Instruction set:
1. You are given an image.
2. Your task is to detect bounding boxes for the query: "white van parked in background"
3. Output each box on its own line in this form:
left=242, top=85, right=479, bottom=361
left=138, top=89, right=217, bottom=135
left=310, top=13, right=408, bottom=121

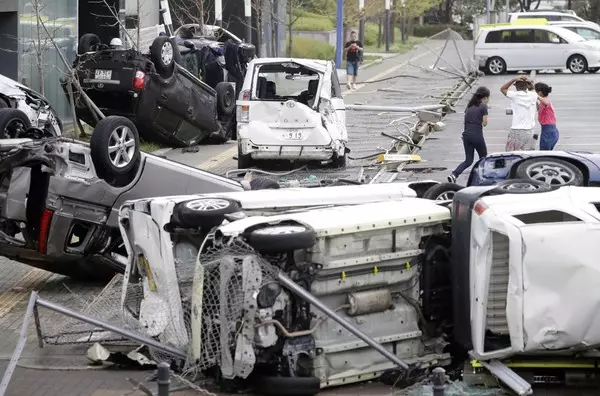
left=549, top=21, right=600, bottom=40
left=508, top=11, right=599, bottom=28
left=476, top=25, right=600, bottom=74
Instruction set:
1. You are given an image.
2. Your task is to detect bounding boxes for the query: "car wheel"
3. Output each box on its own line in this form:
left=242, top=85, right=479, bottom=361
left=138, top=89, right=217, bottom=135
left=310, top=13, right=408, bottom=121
left=492, top=179, right=553, bottom=195
left=216, top=82, right=236, bottom=116
left=423, top=182, right=464, bottom=201
left=173, top=198, right=241, bottom=229
left=486, top=57, right=506, bottom=75
left=238, top=146, right=254, bottom=169
left=90, top=116, right=141, bottom=179
left=150, top=36, right=177, bottom=78
left=254, top=376, right=320, bottom=396
left=0, top=109, right=31, bottom=138
left=514, top=158, right=584, bottom=186
left=245, top=224, right=317, bottom=252
left=567, top=55, right=587, bottom=74
left=77, top=33, right=101, bottom=54
left=588, top=67, right=599, bottom=74
left=250, top=177, right=280, bottom=190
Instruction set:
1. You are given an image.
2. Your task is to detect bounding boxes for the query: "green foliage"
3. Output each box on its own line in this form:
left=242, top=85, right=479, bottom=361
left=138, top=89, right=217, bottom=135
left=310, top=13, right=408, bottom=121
left=292, top=9, right=335, bottom=31
left=289, top=36, right=335, bottom=59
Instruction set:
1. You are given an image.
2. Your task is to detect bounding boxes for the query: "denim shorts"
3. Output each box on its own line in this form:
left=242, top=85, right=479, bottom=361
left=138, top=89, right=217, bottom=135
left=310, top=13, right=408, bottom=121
left=346, top=61, right=359, bottom=76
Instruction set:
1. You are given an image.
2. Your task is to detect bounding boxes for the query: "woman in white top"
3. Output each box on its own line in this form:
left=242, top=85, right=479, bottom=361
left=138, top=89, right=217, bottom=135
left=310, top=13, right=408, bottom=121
left=500, top=75, right=539, bottom=151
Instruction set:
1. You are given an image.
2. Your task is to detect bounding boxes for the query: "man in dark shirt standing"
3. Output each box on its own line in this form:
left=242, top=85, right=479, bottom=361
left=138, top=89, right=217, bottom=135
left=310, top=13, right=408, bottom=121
left=344, top=31, right=363, bottom=90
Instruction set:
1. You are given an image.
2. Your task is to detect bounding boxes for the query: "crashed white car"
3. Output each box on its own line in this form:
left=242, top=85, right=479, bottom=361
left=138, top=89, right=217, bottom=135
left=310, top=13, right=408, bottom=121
left=236, top=58, right=348, bottom=169
left=0, top=74, right=62, bottom=138
left=118, top=180, right=600, bottom=395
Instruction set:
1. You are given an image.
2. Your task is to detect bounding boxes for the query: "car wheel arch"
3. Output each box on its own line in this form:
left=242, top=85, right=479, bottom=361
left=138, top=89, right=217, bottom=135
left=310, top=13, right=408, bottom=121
left=509, top=156, right=590, bottom=185
left=566, top=53, right=588, bottom=72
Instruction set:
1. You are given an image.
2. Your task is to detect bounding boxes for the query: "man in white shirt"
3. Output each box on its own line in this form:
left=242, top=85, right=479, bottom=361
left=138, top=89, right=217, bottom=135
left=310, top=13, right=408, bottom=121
left=500, top=75, right=539, bottom=151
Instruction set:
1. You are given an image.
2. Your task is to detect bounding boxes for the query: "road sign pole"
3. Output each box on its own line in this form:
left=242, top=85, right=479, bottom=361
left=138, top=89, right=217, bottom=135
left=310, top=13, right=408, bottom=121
left=385, top=0, right=391, bottom=52
left=335, top=0, right=344, bottom=67
left=359, top=0, right=365, bottom=46
left=245, top=0, right=252, bottom=43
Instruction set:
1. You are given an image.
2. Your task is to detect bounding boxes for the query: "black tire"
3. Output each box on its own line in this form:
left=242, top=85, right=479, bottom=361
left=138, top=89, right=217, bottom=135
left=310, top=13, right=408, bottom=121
left=216, top=82, right=236, bottom=116
left=245, top=223, right=317, bottom=252
left=423, top=182, right=464, bottom=201
left=150, top=36, right=177, bottom=78
left=567, top=54, right=587, bottom=74
left=486, top=57, right=506, bottom=75
left=492, top=179, right=553, bottom=195
left=514, top=158, right=584, bottom=187
left=0, top=109, right=31, bottom=138
left=238, top=146, right=254, bottom=169
left=589, top=67, right=599, bottom=74
left=174, top=197, right=240, bottom=229
left=254, top=376, right=320, bottom=396
left=250, top=177, right=280, bottom=190
left=330, top=153, right=346, bottom=168
left=78, top=33, right=101, bottom=54
left=90, top=116, right=141, bottom=179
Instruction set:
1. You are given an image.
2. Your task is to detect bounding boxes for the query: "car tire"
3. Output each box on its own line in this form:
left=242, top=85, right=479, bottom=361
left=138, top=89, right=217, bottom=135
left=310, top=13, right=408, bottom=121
left=77, top=33, right=101, bottom=54
left=254, top=376, right=321, bottom=396
left=245, top=223, right=317, bottom=252
left=250, top=177, right=280, bottom=190
left=514, top=158, right=584, bottom=187
left=150, top=36, right=177, bottom=78
left=486, top=57, right=506, bottom=75
left=216, top=82, right=236, bottom=116
left=588, top=67, right=599, bottom=74
left=492, top=179, right=553, bottom=195
left=423, top=182, right=464, bottom=201
left=238, top=146, right=254, bottom=169
left=90, top=116, right=141, bottom=180
left=0, top=109, right=31, bottom=138
left=567, top=54, right=587, bottom=74
left=173, top=197, right=241, bottom=229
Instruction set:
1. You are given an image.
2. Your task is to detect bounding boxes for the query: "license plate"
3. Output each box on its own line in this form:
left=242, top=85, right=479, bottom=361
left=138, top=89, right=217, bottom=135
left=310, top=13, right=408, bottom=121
left=283, top=130, right=303, bottom=140
left=94, top=69, right=112, bottom=80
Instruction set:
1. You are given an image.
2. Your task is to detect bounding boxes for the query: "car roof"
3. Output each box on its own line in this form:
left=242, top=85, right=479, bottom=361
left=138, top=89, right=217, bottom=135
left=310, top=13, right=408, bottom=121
left=482, top=24, right=567, bottom=32
left=510, top=11, right=577, bottom=16
left=249, top=58, right=329, bottom=73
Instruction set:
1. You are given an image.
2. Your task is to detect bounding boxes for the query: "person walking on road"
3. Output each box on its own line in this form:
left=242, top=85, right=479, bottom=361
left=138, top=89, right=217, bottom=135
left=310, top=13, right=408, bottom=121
left=447, top=86, right=490, bottom=183
left=500, top=75, right=539, bottom=151
left=534, top=82, right=559, bottom=150
left=344, top=31, right=363, bottom=90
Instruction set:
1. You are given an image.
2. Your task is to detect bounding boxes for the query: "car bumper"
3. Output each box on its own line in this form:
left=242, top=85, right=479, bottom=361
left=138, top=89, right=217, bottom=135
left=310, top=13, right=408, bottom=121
left=239, top=138, right=336, bottom=160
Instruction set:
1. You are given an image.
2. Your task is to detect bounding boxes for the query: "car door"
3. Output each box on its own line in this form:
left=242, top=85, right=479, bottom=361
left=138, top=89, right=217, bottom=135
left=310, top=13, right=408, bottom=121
left=319, top=62, right=347, bottom=142
left=504, top=29, right=534, bottom=70
left=329, top=62, right=346, bottom=128
left=531, top=28, right=563, bottom=68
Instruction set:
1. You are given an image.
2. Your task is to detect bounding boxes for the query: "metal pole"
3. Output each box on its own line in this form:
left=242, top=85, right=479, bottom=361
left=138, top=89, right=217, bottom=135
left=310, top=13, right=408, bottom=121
left=401, top=2, right=406, bottom=44
left=335, top=0, right=344, bottom=67
left=486, top=0, right=491, bottom=24
left=432, top=367, right=446, bottom=396
left=245, top=0, right=252, bottom=44
left=358, top=0, right=365, bottom=46
left=215, top=0, right=223, bottom=27
left=35, top=297, right=187, bottom=359
left=157, top=362, right=171, bottom=396
left=277, top=272, right=410, bottom=370
left=505, top=0, right=510, bottom=22
left=385, top=0, right=391, bottom=52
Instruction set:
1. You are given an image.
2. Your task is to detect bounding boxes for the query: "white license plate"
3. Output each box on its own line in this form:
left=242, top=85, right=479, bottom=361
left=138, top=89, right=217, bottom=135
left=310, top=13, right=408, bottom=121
left=94, top=69, right=112, bottom=80
left=283, top=130, right=303, bottom=140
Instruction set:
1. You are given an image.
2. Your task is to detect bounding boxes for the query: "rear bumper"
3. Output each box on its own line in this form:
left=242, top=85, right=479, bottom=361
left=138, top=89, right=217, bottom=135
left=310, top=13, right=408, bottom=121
left=240, top=138, right=335, bottom=160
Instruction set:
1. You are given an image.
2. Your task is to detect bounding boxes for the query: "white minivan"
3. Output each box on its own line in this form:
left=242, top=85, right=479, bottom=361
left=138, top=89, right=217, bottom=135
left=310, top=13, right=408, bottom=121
left=508, top=11, right=600, bottom=28
left=476, top=25, right=600, bottom=74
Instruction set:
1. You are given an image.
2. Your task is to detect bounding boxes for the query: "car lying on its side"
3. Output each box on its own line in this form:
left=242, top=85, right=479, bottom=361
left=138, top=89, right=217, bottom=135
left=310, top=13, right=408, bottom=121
left=0, top=74, right=62, bottom=138
left=236, top=58, right=348, bottom=169
left=118, top=180, right=600, bottom=395
left=423, top=150, right=600, bottom=200
left=62, top=31, right=247, bottom=147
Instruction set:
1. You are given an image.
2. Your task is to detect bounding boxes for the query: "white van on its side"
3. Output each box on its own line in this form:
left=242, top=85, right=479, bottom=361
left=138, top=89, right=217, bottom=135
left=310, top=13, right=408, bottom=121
left=475, top=24, right=600, bottom=75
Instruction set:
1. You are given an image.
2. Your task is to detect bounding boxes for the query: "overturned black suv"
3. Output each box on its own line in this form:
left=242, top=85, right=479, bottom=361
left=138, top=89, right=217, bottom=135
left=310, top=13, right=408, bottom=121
left=62, top=29, right=254, bottom=147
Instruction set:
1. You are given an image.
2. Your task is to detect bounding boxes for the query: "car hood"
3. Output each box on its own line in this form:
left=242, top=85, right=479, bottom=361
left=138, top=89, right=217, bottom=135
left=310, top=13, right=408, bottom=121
left=0, top=74, right=28, bottom=98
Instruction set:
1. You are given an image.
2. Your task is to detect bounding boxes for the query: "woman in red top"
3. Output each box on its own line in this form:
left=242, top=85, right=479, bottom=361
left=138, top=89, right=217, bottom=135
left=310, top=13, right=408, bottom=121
left=534, top=82, right=559, bottom=151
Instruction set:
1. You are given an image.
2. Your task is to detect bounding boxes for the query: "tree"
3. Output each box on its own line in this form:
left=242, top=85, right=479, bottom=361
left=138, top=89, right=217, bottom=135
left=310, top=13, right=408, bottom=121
left=518, top=0, right=541, bottom=11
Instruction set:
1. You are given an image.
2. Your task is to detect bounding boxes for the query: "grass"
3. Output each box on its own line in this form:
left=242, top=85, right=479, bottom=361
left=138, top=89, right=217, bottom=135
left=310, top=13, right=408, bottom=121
left=289, top=36, right=335, bottom=59
left=292, top=10, right=335, bottom=31
left=63, top=123, right=164, bottom=153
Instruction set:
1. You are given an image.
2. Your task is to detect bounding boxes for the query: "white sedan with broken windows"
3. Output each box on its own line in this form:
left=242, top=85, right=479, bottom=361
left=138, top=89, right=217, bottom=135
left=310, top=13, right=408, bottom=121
left=236, top=58, right=348, bottom=169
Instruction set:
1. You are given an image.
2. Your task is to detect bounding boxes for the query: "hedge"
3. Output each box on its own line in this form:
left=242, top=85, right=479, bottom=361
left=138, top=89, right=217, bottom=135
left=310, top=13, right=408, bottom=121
left=289, top=36, right=335, bottom=60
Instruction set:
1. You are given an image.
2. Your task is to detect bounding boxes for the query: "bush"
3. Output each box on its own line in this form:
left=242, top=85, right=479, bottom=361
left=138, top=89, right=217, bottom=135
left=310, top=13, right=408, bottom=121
left=413, top=24, right=472, bottom=39
left=289, top=36, right=335, bottom=60
left=292, top=10, right=334, bottom=31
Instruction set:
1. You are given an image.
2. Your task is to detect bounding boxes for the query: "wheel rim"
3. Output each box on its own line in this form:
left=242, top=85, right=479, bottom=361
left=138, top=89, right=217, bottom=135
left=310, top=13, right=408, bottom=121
left=436, top=191, right=456, bottom=201
left=525, top=161, right=575, bottom=185
left=254, top=225, right=306, bottom=235
left=570, top=57, right=584, bottom=73
left=3, top=119, right=26, bottom=138
left=185, top=198, right=230, bottom=211
left=501, top=182, right=540, bottom=192
left=489, top=59, right=503, bottom=74
left=107, top=125, right=136, bottom=168
left=161, top=42, right=173, bottom=65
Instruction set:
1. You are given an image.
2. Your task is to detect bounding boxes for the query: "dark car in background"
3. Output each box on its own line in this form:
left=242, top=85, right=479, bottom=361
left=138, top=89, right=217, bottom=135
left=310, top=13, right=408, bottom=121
left=62, top=27, right=254, bottom=147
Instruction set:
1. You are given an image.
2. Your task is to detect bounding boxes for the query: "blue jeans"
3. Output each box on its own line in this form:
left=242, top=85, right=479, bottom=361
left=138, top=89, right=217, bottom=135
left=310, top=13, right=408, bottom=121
left=346, top=61, right=359, bottom=76
left=540, top=124, right=559, bottom=150
left=452, top=133, right=488, bottom=178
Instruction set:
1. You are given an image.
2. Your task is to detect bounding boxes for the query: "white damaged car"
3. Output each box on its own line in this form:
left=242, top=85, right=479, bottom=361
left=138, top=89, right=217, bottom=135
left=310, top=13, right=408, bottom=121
left=236, top=58, right=348, bottom=169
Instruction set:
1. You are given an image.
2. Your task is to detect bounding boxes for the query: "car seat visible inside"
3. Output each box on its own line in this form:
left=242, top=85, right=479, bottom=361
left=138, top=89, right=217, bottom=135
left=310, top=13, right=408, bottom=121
left=265, top=81, right=276, bottom=99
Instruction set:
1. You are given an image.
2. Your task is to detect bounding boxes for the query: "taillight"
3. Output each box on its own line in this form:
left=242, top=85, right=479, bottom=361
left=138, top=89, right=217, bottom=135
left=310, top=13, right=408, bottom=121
left=238, top=89, right=250, bottom=122
left=473, top=201, right=488, bottom=216
left=38, top=209, right=53, bottom=254
left=133, top=70, right=145, bottom=90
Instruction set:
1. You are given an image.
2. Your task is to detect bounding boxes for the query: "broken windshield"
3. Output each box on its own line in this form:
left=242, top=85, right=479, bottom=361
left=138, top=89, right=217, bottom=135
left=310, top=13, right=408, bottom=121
left=253, top=63, right=321, bottom=106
